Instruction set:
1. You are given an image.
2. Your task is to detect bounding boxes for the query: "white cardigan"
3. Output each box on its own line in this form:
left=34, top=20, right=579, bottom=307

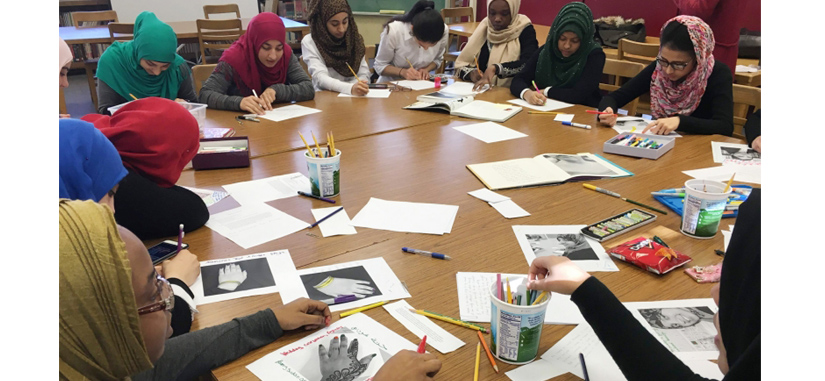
left=373, top=21, right=448, bottom=83
left=301, top=34, right=371, bottom=95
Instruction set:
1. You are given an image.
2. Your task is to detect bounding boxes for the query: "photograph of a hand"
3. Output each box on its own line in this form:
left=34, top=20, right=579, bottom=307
left=319, top=334, right=376, bottom=381
left=217, top=263, right=247, bottom=291
left=314, top=277, right=374, bottom=298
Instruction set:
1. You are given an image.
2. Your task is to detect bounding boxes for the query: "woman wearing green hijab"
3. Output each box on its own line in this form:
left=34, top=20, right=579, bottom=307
left=510, top=2, right=604, bottom=107
left=95, top=11, right=198, bottom=114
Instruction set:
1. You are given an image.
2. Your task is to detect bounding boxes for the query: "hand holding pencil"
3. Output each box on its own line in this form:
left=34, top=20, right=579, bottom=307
left=345, top=62, right=370, bottom=96
left=527, top=256, right=591, bottom=295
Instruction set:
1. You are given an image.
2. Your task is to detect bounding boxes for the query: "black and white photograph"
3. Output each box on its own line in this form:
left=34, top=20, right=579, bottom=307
left=637, top=306, right=718, bottom=353
left=300, top=265, right=383, bottom=302
left=541, top=154, right=616, bottom=176
left=513, top=225, right=619, bottom=272
left=711, top=141, right=762, bottom=164
left=201, top=257, right=276, bottom=297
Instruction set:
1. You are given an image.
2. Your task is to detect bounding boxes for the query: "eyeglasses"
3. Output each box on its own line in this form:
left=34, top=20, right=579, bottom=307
left=655, top=57, right=692, bottom=71
left=137, top=273, right=175, bottom=315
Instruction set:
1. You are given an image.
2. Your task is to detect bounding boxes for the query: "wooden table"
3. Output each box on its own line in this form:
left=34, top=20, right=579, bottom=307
left=59, top=16, right=309, bottom=45
left=174, top=87, right=743, bottom=380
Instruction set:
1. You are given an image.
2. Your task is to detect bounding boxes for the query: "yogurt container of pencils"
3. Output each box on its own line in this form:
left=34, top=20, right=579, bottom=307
left=305, top=148, right=341, bottom=197
left=680, top=179, right=731, bottom=239
left=489, top=277, right=550, bottom=364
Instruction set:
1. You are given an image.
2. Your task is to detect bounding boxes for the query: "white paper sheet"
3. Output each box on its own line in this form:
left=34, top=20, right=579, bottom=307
left=723, top=161, right=761, bottom=184
left=222, top=173, right=311, bottom=206
left=205, top=204, right=309, bottom=249
left=682, top=165, right=761, bottom=185
left=191, top=250, right=301, bottom=305
left=507, top=98, right=574, bottom=112
left=350, top=198, right=458, bottom=235
left=468, top=188, right=510, bottom=203
left=735, top=64, right=759, bottom=73
left=623, top=298, right=719, bottom=360
left=311, top=207, right=357, bottom=237
left=505, top=358, right=568, bottom=381
left=439, top=81, right=487, bottom=96
left=393, top=80, right=436, bottom=90
left=338, top=89, right=392, bottom=98
left=711, top=141, right=761, bottom=164
left=279, top=257, right=411, bottom=312
left=611, top=117, right=683, bottom=137
left=452, top=121, right=528, bottom=143
left=490, top=199, right=530, bottom=219
left=247, top=313, right=416, bottom=381
left=681, top=358, right=725, bottom=379
left=181, top=186, right=228, bottom=207
left=383, top=300, right=465, bottom=354
left=250, top=104, right=322, bottom=122
left=553, top=114, right=575, bottom=122
left=512, top=225, right=619, bottom=272
left=540, top=324, right=625, bottom=380
left=455, top=272, right=585, bottom=325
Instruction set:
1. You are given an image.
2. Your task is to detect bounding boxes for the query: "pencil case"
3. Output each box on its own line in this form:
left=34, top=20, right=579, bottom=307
left=652, top=185, right=752, bottom=218
left=602, top=133, right=675, bottom=160
left=607, top=237, right=692, bottom=275
left=580, top=209, right=657, bottom=242
left=192, top=136, right=250, bottom=170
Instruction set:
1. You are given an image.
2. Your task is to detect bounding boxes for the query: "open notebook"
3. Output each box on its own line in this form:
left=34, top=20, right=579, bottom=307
left=467, top=153, right=632, bottom=190
left=404, top=92, right=522, bottom=122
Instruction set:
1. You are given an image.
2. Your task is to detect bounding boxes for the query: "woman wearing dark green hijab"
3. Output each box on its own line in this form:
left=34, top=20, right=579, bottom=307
left=95, top=11, right=198, bottom=114
left=510, top=2, right=604, bottom=107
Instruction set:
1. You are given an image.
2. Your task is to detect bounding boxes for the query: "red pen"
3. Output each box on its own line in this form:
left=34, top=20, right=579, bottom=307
left=417, top=335, right=427, bottom=353
left=586, top=110, right=618, bottom=116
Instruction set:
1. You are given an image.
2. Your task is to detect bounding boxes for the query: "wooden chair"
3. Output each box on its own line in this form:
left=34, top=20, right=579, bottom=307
left=600, top=58, right=646, bottom=116
left=192, top=64, right=217, bottom=95
left=196, top=18, right=244, bottom=64
left=441, top=7, right=473, bottom=73
left=732, top=84, right=761, bottom=138
left=108, top=22, right=134, bottom=42
left=203, top=4, right=241, bottom=19
left=617, top=38, right=659, bottom=65
left=71, top=10, right=119, bottom=110
left=365, top=45, right=377, bottom=76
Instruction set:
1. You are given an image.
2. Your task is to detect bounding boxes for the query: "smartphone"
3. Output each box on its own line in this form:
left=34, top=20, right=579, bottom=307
left=368, top=83, right=389, bottom=89
left=148, top=240, right=189, bottom=265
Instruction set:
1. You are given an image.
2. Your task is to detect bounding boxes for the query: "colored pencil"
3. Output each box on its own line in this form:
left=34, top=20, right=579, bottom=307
left=339, top=300, right=387, bottom=318
left=417, top=335, right=428, bottom=353
left=473, top=343, right=481, bottom=381
left=527, top=111, right=560, bottom=115
left=506, top=277, right=512, bottom=304
left=531, top=291, right=548, bottom=306
left=474, top=55, right=483, bottom=76
left=477, top=330, right=499, bottom=373
left=129, top=93, right=138, bottom=100
left=329, top=131, right=336, bottom=156
left=309, top=207, right=344, bottom=229
left=580, top=353, right=590, bottom=381
left=409, top=309, right=489, bottom=333
left=582, top=183, right=668, bottom=215
left=723, top=173, right=735, bottom=193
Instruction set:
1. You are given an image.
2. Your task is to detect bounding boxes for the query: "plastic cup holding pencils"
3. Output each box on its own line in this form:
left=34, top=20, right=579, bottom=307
left=680, top=179, right=731, bottom=239
left=489, top=277, right=550, bottom=364
left=304, top=148, right=341, bottom=198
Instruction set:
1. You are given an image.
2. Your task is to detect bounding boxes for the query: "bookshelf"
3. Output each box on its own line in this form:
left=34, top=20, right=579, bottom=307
left=59, top=0, right=113, bottom=70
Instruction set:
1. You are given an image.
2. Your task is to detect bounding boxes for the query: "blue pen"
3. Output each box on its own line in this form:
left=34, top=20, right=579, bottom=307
left=402, top=247, right=452, bottom=260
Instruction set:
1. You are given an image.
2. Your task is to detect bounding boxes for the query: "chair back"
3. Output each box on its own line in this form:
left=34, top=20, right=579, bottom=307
left=732, top=84, right=761, bottom=138
left=600, top=59, right=646, bottom=116
left=71, top=10, right=118, bottom=28
left=197, top=18, right=244, bottom=64
left=203, top=4, right=241, bottom=19
left=108, top=23, right=134, bottom=42
left=617, top=38, right=659, bottom=65
left=192, top=64, right=217, bottom=95
left=441, top=7, right=473, bottom=24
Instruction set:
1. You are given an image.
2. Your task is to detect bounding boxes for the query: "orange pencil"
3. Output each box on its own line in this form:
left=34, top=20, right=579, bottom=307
left=477, top=331, right=499, bottom=373
left=474, top=55, right=483, bottom=76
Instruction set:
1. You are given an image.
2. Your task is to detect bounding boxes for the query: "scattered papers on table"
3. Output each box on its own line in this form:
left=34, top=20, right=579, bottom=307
left=279, top=257, right=411, bottom=312
left=247, top=313, right=416, bottom=381
left=682, top=164, right=761, bottom=185
left=205, top=204, right=309, bottom=249
left=553, top=114, right=575, bottom=122
left=507, top=98, right=574, bottom=112
left=182, top=186, right=228, bottom=207
left=393, top=80, right=436, bottom=91
left=622, top=298, right=719, bottom=359
left=222, top=173, right=310, bottom=206
left=439, top=81, right=489, bottom=96
left=452, top=121, right=528, bottom=143
left=250, top=104, right=321, bottom=122
left=191, top=250, right=300, bottom=305
left=311, top=207, right=357, bottom=237
left=468, top=188, right=510, bottom=203
left=455, top=272, right=584, bottom=325
left=350, top=198, right=458, bottom=235
left=612, top=117, right=682, bottom=137
left=338, top=89, right=392, bottom=98
left=383, top=300, right=465, bottom=354
left=711, top=141, right=761, bottom=164
left=468, top=188, right=529, bottom=218
left=513, top=225, right=619, bottom=272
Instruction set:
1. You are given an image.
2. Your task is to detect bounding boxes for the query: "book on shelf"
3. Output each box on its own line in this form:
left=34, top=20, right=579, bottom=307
left=466, top=152, right=632, bottom=190
left=404, top=92, right=522, bottom=122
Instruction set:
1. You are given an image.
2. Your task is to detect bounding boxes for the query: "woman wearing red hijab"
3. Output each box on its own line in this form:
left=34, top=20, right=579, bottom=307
left=199, top=12, right=314, bottom=114
left=82, top=97, right=209, bottom=241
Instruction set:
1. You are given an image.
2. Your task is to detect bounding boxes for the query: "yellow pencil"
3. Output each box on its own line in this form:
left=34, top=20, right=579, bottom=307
left=531, top=291, right=548, bottom=306
left=329, top=131, right=336, bottom=156
left=129, top=93, right=138, bottom=100
left=527, top=111, right=560, bottom=115
left=506, top=277, right=512, bottom=304
left=339, top=301, right=388, bottom=318
left=345, top=62, right=365, bottom=84
left=409, top=309, right=488, bottom=333
left=473, top=342, right=481, bottom=381
left=723, top=173, right=735, bottom=193
left=405, top=57, right=415, bottom=70
left=474, top=55, right=483, bottom=76
left=311, top=131, right=322, bottom=157
left=299, top=132, right=316, bottom=157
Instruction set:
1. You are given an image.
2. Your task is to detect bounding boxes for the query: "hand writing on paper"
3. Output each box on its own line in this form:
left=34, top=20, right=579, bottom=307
left=161, top=249, right=201, bottom=286
left=401, top=68, right=421, bottom=81
left=373, top=350, right=442, bottom=381
left=272, top=298, right=331, bottom=330
left=217, top=263, right=247, bottom=291
left=319, top=334, right=376, bottom=381
left=240, top=95, right=267, bottom=115
left=524, top=90, right=547, bottom=106
left=351, top=81, right=370, bottom=96
left=260, top=88, right=276, bottom=110
left=642, top=116, right=680, bottom=135
left=313, top=277, right=374, bottom=298
left=597, top=107, right=618, bottom=126
left=527, top=256, right=591, bottom=295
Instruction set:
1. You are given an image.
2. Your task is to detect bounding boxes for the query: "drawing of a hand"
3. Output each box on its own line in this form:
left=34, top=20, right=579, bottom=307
left=217, top=263, right=247, bottom=291
left=313, top=276, right=374, bottom=298
left=319, top=334, right=376, bottom=381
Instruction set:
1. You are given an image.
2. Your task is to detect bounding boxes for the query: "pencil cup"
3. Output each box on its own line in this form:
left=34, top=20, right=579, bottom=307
left=305, top=149, right=341, bottom=197
left=489, top=277, right=550, bottom=364
left=680, top=179, right=731, bottom=239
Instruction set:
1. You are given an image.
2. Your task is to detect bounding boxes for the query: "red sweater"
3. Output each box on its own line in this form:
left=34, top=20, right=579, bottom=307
left=673, top=0, right=745, bottom=77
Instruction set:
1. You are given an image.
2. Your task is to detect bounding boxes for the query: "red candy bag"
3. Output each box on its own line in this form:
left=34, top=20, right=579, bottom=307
left=607, top=237, right=692, bottom=275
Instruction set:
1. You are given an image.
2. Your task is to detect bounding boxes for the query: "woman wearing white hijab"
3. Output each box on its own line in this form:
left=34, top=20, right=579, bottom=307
left=454, top=0, right=538, bottom=90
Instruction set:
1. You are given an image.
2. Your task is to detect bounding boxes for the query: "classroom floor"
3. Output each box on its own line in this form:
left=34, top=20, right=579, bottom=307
left=65, top=74, right=98, bottom=117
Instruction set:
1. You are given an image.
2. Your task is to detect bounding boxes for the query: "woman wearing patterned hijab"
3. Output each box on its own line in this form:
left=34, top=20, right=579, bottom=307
left=199, top=12, right=314, bottom=114
left=301, top=0, right=370, bottom=95
left=455, top=0, right=538, bottom=89
left=95, top=11, right=198, bottom=115
left=598, top=16, right=734, bottom=136
left=510, top=2, right=605, bottom=107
